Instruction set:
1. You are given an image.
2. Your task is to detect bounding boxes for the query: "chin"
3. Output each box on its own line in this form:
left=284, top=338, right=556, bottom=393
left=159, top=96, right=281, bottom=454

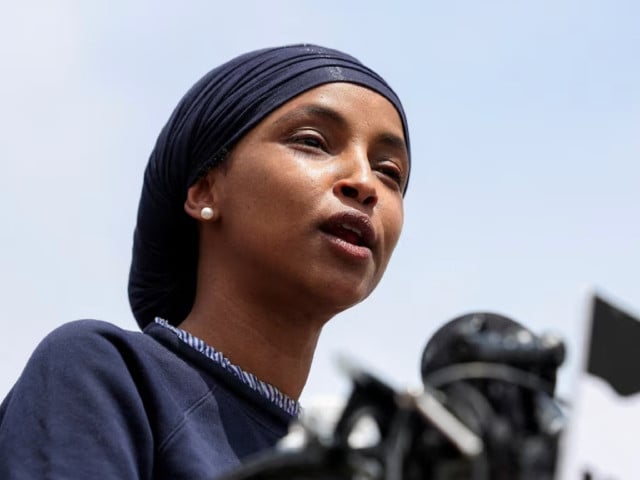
left=321, top=279, right=378, bottom=314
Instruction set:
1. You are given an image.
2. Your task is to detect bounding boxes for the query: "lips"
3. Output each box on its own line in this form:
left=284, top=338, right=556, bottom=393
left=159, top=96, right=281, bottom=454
left=320, top=211, right=376, bottom=251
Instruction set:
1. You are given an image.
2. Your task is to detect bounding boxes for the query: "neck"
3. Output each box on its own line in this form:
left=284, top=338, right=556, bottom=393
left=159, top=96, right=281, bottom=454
left=179, top=281, right=329, bottom=400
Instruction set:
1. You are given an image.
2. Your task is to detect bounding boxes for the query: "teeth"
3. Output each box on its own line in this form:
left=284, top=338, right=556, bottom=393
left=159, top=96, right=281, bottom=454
left=341, top=223, right=362, bottom=237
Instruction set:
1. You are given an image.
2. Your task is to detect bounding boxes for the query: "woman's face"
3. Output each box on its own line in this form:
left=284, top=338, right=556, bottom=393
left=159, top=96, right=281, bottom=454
left=204, top=82, right=409, bottom=318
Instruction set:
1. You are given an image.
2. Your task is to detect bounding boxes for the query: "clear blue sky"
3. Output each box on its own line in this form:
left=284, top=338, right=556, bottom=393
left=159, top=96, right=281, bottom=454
left=1, top=1, right=638, bottom=403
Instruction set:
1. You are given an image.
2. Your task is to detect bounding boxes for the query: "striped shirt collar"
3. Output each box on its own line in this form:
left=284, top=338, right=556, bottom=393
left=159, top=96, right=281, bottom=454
left=154, top=318, right=301, bottom=417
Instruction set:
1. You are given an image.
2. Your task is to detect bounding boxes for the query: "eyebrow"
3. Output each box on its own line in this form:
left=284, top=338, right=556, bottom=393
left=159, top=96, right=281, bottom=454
left=273, top=104, right=348, bottom=129
left=376, top=132, right=409, bottom=161
left=274, top=104, right=407, bottom=144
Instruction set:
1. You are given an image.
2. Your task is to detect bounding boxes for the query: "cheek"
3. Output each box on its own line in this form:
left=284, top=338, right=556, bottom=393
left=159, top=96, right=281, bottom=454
left=382, top=201, right=404, bottom=249
left=230, top=158, right=323, bottom=228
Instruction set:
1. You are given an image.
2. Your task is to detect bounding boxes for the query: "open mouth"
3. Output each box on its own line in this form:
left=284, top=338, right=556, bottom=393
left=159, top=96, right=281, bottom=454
left=320, top=211, right=375, bottom=250
left=333, top=223, right=366, bottom=246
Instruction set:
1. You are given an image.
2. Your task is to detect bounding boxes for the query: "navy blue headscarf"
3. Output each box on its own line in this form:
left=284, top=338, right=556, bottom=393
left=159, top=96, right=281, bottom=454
left=129, top=44, right=411, bottom=329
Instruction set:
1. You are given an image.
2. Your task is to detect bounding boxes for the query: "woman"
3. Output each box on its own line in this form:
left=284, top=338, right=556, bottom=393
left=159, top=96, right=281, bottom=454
left=0, top=44, right=410, bottom=479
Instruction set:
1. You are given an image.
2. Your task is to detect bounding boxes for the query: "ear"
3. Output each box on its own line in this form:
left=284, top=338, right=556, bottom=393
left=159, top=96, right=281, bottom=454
left=184, top=169, right=221, bottom=222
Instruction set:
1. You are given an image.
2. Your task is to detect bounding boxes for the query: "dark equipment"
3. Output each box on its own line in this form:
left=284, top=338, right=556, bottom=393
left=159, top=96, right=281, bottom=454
left=216, top=313, right=567, bottom=480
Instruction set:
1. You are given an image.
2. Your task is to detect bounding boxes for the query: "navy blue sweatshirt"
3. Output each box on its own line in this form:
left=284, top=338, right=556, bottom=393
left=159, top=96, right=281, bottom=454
left=0, top=320, right=292, bottom=479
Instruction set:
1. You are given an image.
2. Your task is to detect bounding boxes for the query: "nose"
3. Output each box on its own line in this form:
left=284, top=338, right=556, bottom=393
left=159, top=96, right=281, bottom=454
left=333, top=149, right=378, bottom=208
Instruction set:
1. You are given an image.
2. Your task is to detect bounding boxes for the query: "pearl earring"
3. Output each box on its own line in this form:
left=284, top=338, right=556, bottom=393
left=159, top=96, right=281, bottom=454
left=200, top=207, right=214, bottom=220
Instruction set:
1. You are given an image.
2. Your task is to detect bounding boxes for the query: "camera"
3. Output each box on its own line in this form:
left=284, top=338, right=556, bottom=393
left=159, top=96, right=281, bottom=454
left=217, top=313, right=566, bottom=480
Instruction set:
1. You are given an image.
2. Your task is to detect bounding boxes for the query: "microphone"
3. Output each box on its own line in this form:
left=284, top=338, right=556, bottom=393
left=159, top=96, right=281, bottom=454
left=421, top=312, right=565, bottom=389
left=419, top=312, right=566, bottom=480
left=216, top=312, right=568, bottom=480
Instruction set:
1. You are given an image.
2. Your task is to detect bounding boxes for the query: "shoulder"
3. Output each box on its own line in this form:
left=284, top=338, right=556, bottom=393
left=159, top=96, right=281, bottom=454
left=28, top=320, right=218, bottom=413
left=0, top=320, right=158, bottom=478
left=19, top=319, right=169, bottom=398
left=3, top=320, right=153, bottom=402
left=34, top=319, right=152, bottom=363
left=2, top=319, right=169, bottom=438
left=42, top=318, right=140, bottom=344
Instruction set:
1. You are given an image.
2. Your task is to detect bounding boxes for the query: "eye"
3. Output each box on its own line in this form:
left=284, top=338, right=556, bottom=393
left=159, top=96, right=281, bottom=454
left=375, top=162, right=405, bottom=189
left=288, top=130, right=329, bottom=153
